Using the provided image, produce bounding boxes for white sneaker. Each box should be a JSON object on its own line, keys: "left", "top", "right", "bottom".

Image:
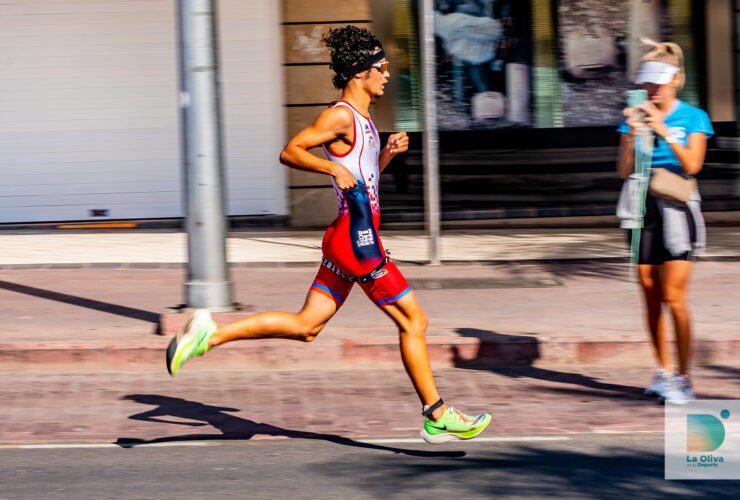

{"left": 644, "top": 369, "right": 672, "bottom": 397}
{"left": 660, "top": 375, "right": 695, "bottom": 404}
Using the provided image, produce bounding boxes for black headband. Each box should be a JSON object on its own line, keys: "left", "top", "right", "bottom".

{"left": 340, "top": 48, "right": 386, "bottom": 79}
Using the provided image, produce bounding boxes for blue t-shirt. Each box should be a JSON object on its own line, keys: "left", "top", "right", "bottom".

{"left": 617, "top": 100, "right": 714, "bottom": 175}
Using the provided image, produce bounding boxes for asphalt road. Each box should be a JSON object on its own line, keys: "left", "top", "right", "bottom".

{"left": 0, "top": 434, "right": 735, "bottom": 499}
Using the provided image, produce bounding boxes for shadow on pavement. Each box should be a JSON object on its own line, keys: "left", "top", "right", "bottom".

{"left": 0, "top": 279, "right": 159, "bottom": 323}
{"left": 703, "top": 364, "right": 740, "bottom": 378}
{"left": 452, "top": 328, "right": 644, "bottom": 398}
{"left": 116, "top": 394, "right": 465, "bottom": 458}
{"left": 308, "top": 443, "right": 736, "bottom": 499}
{"left": 538, "top": 260, "right": 629, "bottom": 281}
{"left": 453, "top": 328, "right": 541, "bottom": 366}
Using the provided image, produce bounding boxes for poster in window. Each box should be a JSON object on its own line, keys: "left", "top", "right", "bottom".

{"left": 434, "top": 0, "right": 533, "bottom": 130}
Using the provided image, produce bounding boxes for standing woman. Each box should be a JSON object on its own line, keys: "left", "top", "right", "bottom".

{"left": 617, "top": 39, "right": 713, "bottom": 403}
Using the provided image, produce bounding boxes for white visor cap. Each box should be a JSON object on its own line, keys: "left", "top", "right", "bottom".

{"left": 635, "top": 61, "right": 680, "bottom": 85}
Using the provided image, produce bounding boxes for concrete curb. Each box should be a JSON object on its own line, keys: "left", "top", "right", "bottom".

{"left": 3, "top": 336, "right": 739, "bottom": 372}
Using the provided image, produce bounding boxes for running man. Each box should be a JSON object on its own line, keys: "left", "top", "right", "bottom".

{"left": 167, "top": 25, "right": 491, "bottom": 444}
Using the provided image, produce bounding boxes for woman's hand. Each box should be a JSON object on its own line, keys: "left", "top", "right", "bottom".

{"left": 623, "top": 106, "right": 646, "bottom": 135}
{"left": 632, "top": 102, "right": 671, "bottom": 139}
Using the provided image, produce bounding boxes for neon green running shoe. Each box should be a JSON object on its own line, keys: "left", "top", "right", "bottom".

{"left": 166, "top": 309, "right": 217, "bottom": 376}
{"left": 421, "top": 406, "right": 492, "bottom": 444}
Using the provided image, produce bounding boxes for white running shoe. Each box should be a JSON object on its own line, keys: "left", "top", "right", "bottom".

{"left": 660, "top": 375, "right": 695, "bottom": 404}
{"left": 644, "top": 368, "right": 672, "bottom": 397}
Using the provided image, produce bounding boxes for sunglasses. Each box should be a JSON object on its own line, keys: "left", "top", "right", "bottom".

{"left": 371, "top": 61, "right": 389, "bottom": 73}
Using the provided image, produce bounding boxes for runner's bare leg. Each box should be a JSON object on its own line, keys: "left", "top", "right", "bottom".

{"left": 662, "top": 260, "right": 693, "bottom": 375}
{"left": 207, "top": 290, "right": 338, "bottom": 346}
{"left": 380, "top": 291, "right": 447, "bottom": 420}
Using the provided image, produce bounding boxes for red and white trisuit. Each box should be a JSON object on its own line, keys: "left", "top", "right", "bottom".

{"left": 310, "top": 101, "right": 411, "bottom": 307}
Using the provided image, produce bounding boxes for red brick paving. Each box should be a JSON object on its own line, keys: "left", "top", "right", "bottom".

{"left": 1, "top": 259, "right": 739, "bottom": 443}
{"left": 2, "top": 365, "right": 739, "bottom": 444}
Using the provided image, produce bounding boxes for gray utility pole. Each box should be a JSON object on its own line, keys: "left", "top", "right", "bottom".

{"left": 177, "top": 0, "right": 233, "bottom": 310}
{"left": 419, "top": 0, "right": 441, "bottom": 265}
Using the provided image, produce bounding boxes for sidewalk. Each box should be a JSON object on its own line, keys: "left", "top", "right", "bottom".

{"left": 1, "top": 226, "right": 740, "bottom": 266}
{"left": 1, "top": 227, "right": 739, "bottom": 371}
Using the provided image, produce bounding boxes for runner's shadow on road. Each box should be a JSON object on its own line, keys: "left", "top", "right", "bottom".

{"left": 452, "top": 328, "right": 644, "bottom": 398}
{"left": 116, "top": 394, "right": 465, "bottom": 458}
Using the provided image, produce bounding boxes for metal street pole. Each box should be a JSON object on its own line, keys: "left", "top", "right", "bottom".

{"left": 177, "top": 0, "right": 233, "bottom": 310}
{"left": 419, "top": 0, "right": 441, "bottom": 265}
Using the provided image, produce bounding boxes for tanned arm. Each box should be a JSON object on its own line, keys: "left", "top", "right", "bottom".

{"left": 617, "top": 132, "right": 636, "bottom": 179}
{"left": 279, "top": 106, "right": 359, "bottom": 190}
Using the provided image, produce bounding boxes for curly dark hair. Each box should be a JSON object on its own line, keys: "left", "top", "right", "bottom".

{"left": 322, "top": 25, "right": 381, "bottom": 89}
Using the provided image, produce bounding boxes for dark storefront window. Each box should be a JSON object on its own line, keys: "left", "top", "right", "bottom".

{"left": 372, "top": 1, "right": 733, "bottom": 220}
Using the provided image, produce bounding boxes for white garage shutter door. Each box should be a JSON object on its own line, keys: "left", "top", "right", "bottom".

{"left": 0, "top": 0, "right": 286, "bottom": 223}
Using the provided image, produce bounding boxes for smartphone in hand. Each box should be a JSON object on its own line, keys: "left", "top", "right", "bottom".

{"left": 626, "top": 89, "right": 648, "bottom": 123}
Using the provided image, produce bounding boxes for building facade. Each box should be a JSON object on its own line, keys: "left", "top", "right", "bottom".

{"left": 0, "top": 0, "right": 287, "bottom": 223}
{"left": 0, "top": 1, "right": 736, "bottom": 225}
